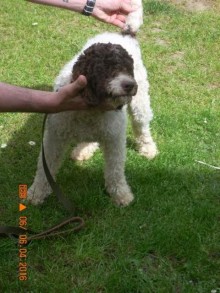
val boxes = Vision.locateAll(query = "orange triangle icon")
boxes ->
[19,203,27,212]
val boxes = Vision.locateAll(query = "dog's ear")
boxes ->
[81,86,100,106]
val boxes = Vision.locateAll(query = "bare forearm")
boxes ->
[0,76,91,113]
[26,0,86,13]
[0,82,57,113]
[26,0,136,29]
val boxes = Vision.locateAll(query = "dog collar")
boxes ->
[82,0,96,16]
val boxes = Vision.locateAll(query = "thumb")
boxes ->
[72,75,87,92]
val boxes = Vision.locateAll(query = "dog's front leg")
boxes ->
[100,116,134,206]
[27,114,71,205]
[129,62,158,159]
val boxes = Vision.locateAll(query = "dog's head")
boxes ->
[72,43,138,110]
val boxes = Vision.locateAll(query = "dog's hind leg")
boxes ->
[129,64,158,159]
[27,114,71,205]
[71,142,99,161]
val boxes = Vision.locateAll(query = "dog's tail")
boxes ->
[122,0,143,37]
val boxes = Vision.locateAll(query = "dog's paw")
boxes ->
[27,186,48,205]
[111,185,134,207]
[138,141,159,160]
[71,142,99,161]
[113,193,134,207]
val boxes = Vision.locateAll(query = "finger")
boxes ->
[68,75,87,96]
[116,14,126,23]
[73,75,87,90]
[61,75,87,102]
[109,17,126,29]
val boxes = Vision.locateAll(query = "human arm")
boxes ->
[27,0,86,13]
[0,75,89,113]
[27,0,136,29]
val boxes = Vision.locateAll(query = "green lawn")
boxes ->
[0,1,220,292]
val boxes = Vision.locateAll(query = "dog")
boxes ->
[27,0,158,207]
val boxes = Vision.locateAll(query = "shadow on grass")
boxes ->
[0,90,219,224]
[0,83,113,228]
[0,83,219,236]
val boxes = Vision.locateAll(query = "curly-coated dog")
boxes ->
[27,0,158,207]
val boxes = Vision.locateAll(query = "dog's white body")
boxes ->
[27,0,158,206]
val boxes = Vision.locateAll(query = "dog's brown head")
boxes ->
[72,43,137,110]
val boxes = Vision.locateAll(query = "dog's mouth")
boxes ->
[105,75,138,110]
[106,94,133,110]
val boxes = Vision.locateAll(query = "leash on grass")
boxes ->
[0,114,85,243]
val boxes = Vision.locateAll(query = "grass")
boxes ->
[0,0,220,292]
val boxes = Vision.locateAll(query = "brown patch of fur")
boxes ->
[71,43,134,106]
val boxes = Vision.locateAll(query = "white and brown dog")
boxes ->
[27,0,158,207]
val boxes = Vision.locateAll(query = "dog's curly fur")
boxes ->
[27,0,158,207]
[71,43,135,106]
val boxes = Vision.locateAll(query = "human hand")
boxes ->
[54,75,88,112]
[92,0,137,29]
[54,75,115,112]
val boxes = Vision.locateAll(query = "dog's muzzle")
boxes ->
[107,73,138,98]
[121,79,138,96]
[109,74,138,110]
[106,74,138,109]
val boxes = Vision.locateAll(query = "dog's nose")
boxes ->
[121,80,137,95]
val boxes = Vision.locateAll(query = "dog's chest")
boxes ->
[49,110,125,143]
[71,111,105,131]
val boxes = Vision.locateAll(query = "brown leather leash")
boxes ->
[0,114,85,243]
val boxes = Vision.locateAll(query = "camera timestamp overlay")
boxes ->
[18,184,28,281]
